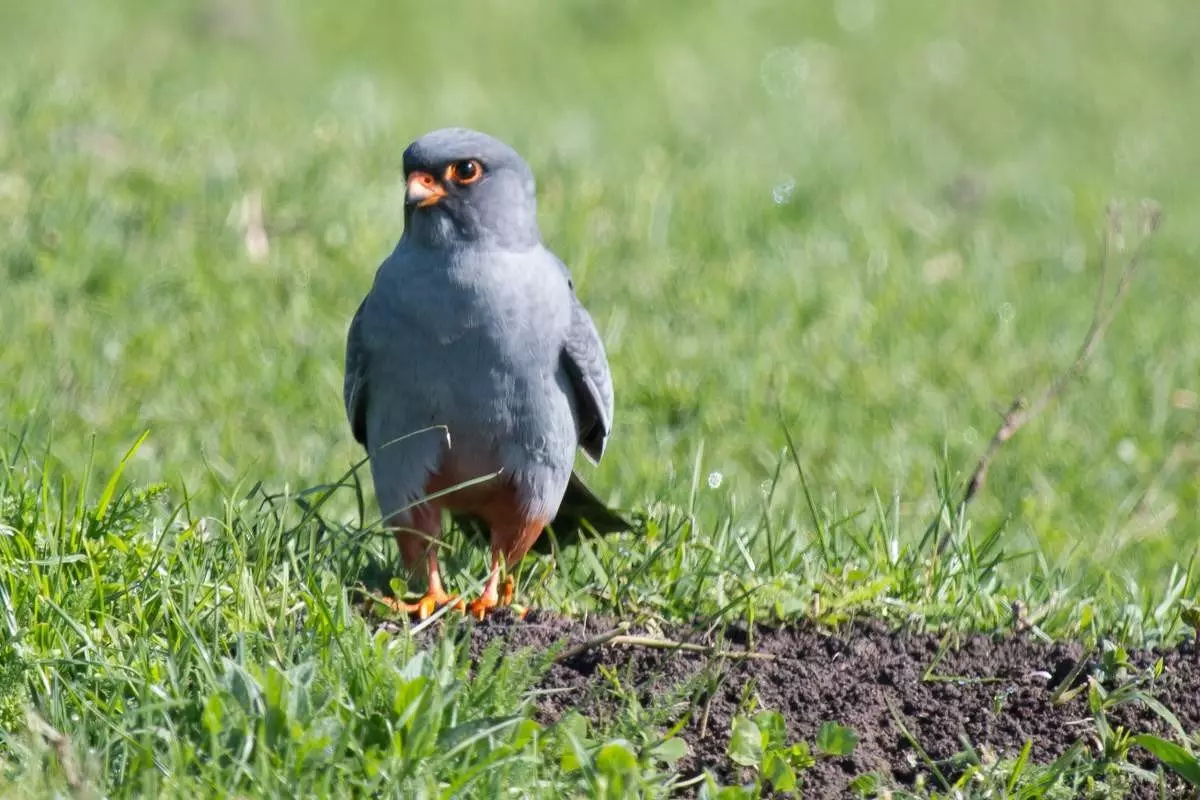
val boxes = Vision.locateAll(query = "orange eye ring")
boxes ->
[445,159,484,185]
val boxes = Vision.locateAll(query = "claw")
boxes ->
[466,595,496,620]
[468,576,518,620]
[380,590,465,620]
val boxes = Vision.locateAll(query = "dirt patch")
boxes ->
[417,613,1200,797]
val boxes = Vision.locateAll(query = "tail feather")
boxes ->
[551,471,632,536]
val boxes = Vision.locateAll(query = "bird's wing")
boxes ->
[345,291,447,520]
[344,298,370,447]
[560,293,614,464]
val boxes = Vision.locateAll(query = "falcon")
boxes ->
[344,128,625,619]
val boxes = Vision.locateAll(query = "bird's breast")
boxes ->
[365,250,576,467]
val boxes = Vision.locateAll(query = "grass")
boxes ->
[2,0,1200,796]
[3,434,1198,797]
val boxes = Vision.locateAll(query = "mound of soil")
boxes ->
[406,611,1200,797]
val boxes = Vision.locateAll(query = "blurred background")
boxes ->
[1,0,1197,580]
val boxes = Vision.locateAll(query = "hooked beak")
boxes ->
[406,171,447,208]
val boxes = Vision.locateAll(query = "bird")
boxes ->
[343,127,627,620]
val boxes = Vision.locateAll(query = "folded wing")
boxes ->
[560,295,614,464]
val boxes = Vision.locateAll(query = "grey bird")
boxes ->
[343,127,627,619]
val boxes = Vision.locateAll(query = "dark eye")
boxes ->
[445,159,483,185]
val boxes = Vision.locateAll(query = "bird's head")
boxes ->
[401,128,540,251]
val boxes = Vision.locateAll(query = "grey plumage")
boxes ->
[561,291,613,464]
[343,298,369,446]
[344,128,627,560]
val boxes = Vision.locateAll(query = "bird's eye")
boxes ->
[445,159,483,185]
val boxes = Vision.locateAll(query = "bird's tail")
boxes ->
[550,471,632,537]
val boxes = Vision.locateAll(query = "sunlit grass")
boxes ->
[2,432,1198,796]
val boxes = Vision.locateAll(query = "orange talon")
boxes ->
[467,565,524,620]
[417,591,465,620]
[467,593,498,620]
[380,590,464,620]
[468,554,505,620]
[376,535,469,620]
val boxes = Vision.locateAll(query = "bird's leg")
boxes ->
[465,508,545,620]
[467,550,520,619]
[383,512,465,620]
[467,551,502,619]
[381,547,465,619]
[416,548,466,619]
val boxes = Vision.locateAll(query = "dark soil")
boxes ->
[417,612,1200,797]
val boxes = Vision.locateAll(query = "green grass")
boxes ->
[3,436,1198,797]
[2,0,1200,796]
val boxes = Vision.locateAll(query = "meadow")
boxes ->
[2,0,1199,796]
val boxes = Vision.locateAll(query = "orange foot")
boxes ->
[468,576,518,620]
[381,590,465,621]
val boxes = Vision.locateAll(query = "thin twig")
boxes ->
[605,634,774,660]
[554,627,775,663]
[939,201,1162,551]
[554,623,632,662]
[698,691,716,740]
[697,658,729,740]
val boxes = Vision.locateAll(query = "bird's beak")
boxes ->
[406,171,447,208]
